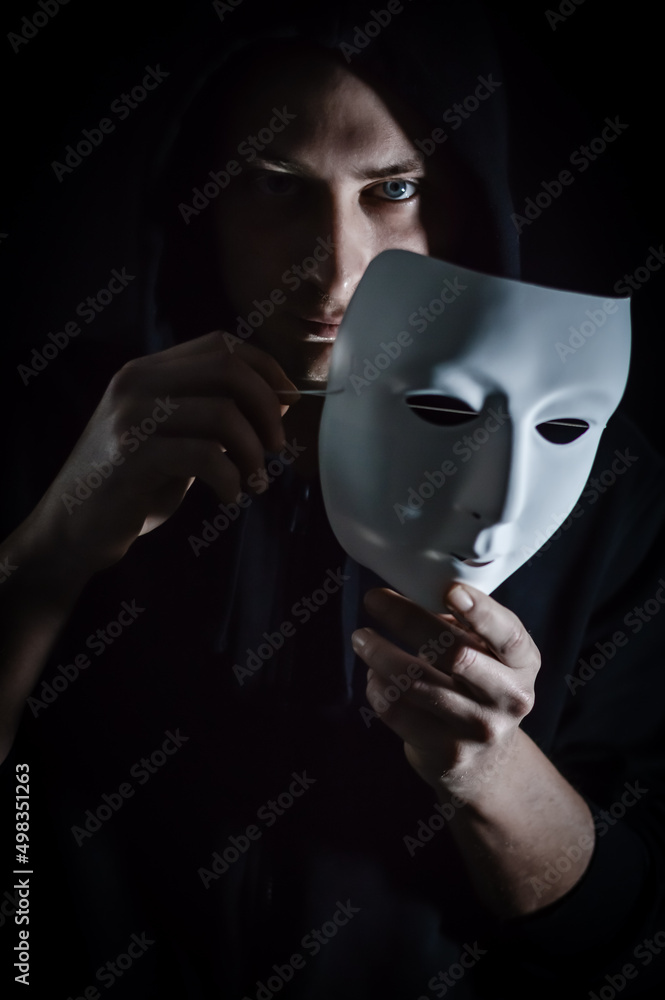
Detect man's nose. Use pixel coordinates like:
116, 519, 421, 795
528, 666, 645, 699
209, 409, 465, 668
304, 197, 375, 307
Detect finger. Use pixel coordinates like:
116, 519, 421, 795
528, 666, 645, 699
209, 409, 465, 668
144, 396, 269, 486
365, 677, 483, 747
112, 354, 290, 453
360, 589, 531, 713
135, 330, 298, 401
442, 645, 536, 717
355, 621, 531, 720
354, 628, 485, 727
363, 588, 485, 664
144, 435, 245, 504
444, 583, 540, 672
362, 650, 489, 743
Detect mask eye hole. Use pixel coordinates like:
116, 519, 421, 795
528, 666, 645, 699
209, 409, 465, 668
537, 419, 590, 444
405, 394, 479, 426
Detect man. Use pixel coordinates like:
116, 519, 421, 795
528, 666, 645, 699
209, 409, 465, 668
1, 7, 664, 998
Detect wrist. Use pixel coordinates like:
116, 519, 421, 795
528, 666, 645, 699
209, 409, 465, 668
3, 504, 96, 606
411, 731, 523, 807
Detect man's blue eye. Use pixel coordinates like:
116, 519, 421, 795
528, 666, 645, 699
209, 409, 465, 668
376, 179, 419, 201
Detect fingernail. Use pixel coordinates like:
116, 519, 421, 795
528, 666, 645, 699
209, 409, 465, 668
366, 668, 374, 681
447, 585, 473, 612
352, 629, 369, 651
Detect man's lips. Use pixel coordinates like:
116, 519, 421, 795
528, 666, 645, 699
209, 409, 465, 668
296, 315, 343, 340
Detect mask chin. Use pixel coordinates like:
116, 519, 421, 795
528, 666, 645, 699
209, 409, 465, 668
319, 249, 631, 613
388, 553, 508, 612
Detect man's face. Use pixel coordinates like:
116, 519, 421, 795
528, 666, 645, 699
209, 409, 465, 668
215, 47, 454, 387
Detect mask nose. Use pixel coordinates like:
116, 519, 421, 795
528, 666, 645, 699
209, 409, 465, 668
451, 406, 529, 554
471, 522, 515, 559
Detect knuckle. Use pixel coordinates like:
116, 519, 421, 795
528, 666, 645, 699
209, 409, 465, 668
210, 329, 237, 358
201, 438, 228, 465
497, 625, 526, 659
408, 676, 431, 700
506, 685, 534, 718
449, 643, 476, 676
109, 361, 139, 397
470, 709, 495, 745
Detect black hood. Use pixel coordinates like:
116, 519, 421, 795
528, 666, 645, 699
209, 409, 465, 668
141, 0, 519, 350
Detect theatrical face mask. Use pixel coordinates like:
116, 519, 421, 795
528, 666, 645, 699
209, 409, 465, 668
319, 250, 631, 612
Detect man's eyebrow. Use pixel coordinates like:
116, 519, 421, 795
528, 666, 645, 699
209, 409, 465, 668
250, 155, 425, 179
353, 158, 425, 180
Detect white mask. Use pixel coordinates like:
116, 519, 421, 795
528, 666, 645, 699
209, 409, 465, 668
319, 250, 630, 612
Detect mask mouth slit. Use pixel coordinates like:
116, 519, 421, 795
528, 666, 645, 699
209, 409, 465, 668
405, 393, 479, 426
450, 552, 494, 567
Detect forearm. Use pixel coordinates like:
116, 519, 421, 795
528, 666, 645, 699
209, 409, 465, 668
0, 513, 91, 764
440, 728, 594, 918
